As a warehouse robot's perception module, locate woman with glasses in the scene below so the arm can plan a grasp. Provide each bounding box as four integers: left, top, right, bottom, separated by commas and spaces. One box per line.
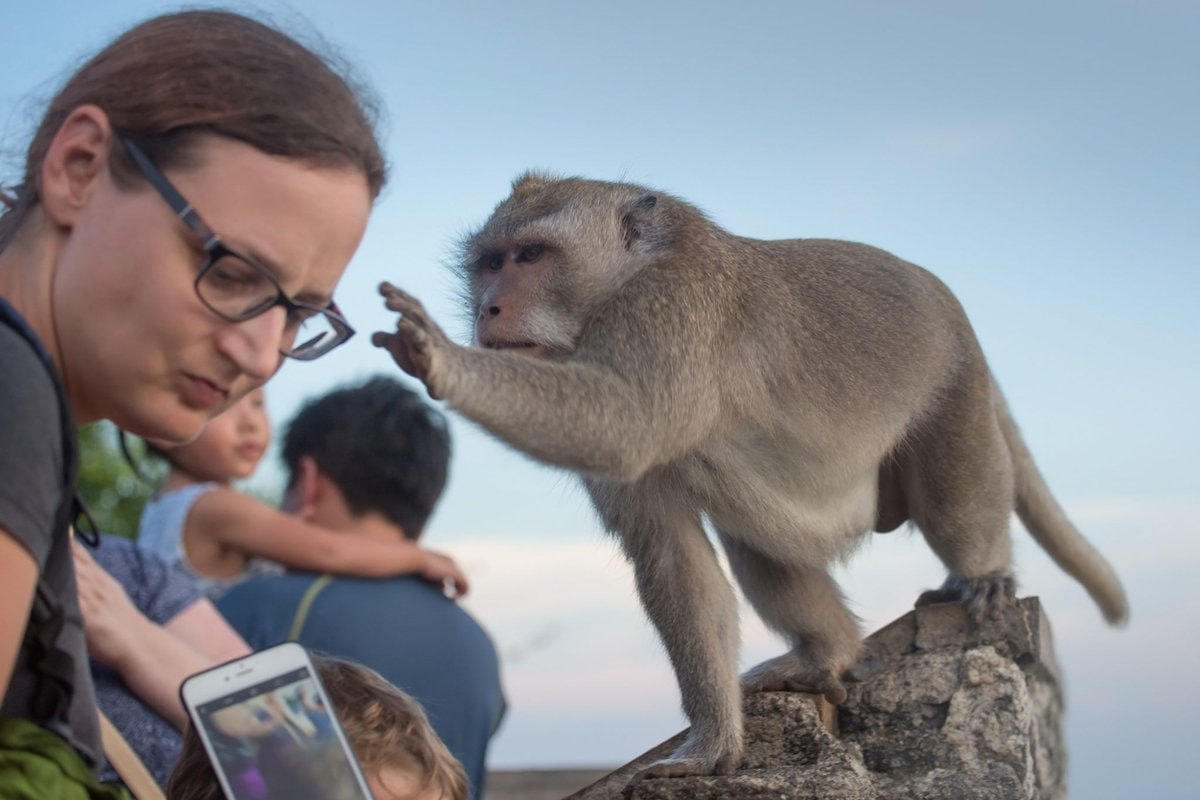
0, 10, 386, 791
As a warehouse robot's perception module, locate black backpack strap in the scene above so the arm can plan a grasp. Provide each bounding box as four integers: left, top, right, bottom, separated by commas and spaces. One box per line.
0, 297, 82, 728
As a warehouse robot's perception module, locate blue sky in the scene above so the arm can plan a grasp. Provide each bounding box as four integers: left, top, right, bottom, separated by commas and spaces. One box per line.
3, 3, 1197, 798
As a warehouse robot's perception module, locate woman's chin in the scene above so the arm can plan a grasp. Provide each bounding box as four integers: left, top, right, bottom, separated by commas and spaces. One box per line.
114, 409, 208, 448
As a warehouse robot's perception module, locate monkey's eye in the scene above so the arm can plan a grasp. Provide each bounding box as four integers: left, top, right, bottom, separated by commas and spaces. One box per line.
481, 253, 504, 272
516, 244, 544, 263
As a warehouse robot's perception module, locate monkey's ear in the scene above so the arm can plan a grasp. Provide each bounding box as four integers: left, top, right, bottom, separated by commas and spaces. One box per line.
511, 171, 551, 199
621, 194, 661, 251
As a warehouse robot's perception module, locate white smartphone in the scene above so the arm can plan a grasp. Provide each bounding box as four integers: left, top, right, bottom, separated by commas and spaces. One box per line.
180, 642, 374, 800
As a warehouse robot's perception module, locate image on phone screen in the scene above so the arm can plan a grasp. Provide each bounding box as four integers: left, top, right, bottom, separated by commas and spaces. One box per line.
192, 665, 369, 800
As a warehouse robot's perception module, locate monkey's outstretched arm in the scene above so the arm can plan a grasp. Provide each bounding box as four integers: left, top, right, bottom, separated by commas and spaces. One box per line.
373, 283, 720, 482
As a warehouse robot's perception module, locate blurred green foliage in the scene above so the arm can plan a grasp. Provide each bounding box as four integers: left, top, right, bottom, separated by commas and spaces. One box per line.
76, 422, 164, 540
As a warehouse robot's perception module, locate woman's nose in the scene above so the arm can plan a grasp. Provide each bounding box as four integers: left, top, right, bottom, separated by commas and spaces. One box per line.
216, 306, 287, 381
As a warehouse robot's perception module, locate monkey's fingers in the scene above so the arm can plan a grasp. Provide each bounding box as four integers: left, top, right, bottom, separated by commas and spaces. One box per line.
916, 573, 1015, 623
371, 330, 421, 378
377, 280, 408, 300
378, 284, 436, 332
963, 574, 1016, 622
806, 675, 848, 706
397, 317, 430, 350
377, 281, 411, 312
748, 672, 847, 705
395, 318, 449, 400
384, 296, 422, 316
387, 297, 441, 341
379, 283, 425, 314
770, 668, 847, 705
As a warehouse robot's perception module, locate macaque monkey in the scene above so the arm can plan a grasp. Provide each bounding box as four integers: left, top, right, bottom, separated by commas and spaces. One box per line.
372, 173, 1128, 784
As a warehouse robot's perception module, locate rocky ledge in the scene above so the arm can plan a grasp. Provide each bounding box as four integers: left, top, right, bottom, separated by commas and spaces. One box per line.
568, 597, 1064, 800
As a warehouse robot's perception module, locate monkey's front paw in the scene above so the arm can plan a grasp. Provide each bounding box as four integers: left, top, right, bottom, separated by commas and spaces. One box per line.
373, 282, 453, 398
916, 573, 1015, 622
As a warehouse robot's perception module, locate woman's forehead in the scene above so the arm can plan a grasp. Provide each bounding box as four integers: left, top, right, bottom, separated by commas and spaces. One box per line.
167, 135, 370, 295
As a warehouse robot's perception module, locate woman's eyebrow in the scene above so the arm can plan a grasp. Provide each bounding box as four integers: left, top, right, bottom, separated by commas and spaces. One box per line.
232, 240, 333, 307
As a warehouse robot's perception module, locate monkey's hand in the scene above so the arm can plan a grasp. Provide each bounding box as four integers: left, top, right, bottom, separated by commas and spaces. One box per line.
372, 282, 456, 400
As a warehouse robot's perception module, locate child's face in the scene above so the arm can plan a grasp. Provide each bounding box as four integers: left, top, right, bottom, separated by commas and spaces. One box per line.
167, 388, 271, 481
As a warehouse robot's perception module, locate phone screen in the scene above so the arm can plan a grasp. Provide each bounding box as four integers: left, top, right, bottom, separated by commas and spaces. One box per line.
193, 665, 370, 800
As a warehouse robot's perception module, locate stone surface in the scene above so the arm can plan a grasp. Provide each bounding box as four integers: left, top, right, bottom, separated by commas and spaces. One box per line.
565, 597, 1064, 800
843, 597, 1064, 800
567, 692, 875, 800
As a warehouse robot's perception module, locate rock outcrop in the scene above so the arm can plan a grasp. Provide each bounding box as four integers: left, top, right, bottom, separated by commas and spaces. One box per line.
567, 597, 1064, 800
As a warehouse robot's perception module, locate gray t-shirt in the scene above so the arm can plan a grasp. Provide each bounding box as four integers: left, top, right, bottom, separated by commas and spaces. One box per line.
0, 316, 102, 772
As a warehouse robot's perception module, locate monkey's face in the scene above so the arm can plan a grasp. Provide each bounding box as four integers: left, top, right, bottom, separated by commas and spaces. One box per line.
466, 238, 581, 358
459, 173, 663, 360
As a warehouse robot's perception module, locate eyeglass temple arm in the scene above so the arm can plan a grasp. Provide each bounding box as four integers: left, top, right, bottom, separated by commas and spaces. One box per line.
119, 137, 217, 247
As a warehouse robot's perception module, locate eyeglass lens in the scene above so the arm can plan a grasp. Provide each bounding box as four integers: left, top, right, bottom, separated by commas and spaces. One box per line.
197, 254, 342, 358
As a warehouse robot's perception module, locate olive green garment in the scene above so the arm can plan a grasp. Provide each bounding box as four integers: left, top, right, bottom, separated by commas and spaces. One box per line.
0, 718, 131, 799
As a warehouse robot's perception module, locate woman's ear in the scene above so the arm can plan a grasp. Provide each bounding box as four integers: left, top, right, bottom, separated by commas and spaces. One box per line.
39, 104, 114, 229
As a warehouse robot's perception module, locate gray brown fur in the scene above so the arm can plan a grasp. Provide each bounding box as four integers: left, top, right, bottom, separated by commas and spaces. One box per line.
372, 173, 1128, 785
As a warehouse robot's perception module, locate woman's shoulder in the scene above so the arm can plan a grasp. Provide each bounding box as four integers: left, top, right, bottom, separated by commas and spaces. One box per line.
0, 317, 69, 560
0, 321, 61, 418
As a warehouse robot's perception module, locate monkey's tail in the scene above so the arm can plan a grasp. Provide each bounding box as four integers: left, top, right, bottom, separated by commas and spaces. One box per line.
994, 380, 1130, 626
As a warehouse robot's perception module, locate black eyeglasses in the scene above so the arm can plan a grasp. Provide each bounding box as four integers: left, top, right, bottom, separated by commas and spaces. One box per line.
119, 136, 355, 361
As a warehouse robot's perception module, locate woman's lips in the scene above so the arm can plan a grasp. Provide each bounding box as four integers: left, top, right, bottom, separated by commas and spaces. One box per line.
181, 374, 229, 410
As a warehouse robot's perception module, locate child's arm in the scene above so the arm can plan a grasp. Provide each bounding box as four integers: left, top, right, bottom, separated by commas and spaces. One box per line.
187, 488, 469, 596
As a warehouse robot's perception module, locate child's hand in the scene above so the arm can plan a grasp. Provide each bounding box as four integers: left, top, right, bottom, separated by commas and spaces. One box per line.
420, 550, 469, 599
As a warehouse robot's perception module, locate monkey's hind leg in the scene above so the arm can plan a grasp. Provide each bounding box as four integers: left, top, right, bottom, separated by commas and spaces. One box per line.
719, 533, 860, 705
907, 363, 1018, 621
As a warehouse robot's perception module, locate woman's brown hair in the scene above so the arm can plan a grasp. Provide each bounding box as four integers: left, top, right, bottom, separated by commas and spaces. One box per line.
0, 9, 386, 249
